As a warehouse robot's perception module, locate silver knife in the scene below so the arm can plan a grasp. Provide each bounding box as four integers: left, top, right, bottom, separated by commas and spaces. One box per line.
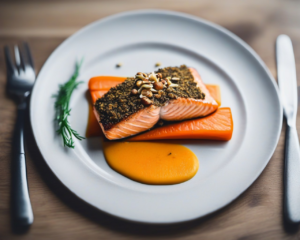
276, 34, 300, 223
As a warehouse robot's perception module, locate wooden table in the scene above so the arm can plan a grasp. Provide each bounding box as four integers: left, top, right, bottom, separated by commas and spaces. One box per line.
0, 0, 300, 239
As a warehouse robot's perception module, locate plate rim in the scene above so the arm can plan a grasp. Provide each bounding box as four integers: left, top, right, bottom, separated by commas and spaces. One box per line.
30, 9, 282, 224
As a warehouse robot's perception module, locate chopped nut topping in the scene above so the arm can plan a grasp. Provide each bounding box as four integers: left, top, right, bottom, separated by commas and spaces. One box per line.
136, 72, 147, 78
153, 82, 164, 90
136, 80, 143, 87
131, 89, 138, 95
166, 79, 172, 86
136, 75, 145, 80
138, 84, 152, 93
141, 89, 153, 98
141, 97, 153, 106
149, 72, 158, 82
150, 88, 158, 93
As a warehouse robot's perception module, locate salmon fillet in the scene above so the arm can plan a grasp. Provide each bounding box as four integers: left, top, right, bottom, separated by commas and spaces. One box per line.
94, 68, 218, 140
94, 105, 161, 140
160, 68, 218, 121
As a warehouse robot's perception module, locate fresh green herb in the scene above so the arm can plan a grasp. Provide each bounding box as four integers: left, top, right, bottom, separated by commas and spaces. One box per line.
53, 60, 85, 148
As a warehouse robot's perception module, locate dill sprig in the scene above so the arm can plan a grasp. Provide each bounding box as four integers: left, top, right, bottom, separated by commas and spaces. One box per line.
53, 60, 85, 148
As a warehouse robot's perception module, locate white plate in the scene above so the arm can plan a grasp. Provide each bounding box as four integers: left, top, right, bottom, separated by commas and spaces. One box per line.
30, 10, 282, 223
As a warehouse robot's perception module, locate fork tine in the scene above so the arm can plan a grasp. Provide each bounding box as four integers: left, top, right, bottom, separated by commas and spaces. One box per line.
4, 46, 15, 74
23, 42, 34, 69
17, 45, 27, 71
15, 45, 28, 72
14, 45, 21, 68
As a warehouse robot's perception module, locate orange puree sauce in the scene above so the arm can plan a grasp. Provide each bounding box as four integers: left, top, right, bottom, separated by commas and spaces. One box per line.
103, 141, 199, 185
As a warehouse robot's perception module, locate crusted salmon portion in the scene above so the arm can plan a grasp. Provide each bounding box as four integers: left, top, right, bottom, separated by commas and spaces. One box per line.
91, 67, 219, 140
160, 68, 218, 121
93, 105, 161, 140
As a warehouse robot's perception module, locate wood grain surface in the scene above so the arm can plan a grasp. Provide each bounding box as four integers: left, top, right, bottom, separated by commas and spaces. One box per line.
0, 0, 300, 239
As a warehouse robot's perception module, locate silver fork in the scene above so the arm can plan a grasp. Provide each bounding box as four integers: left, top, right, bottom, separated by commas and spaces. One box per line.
4, 43, 35, 231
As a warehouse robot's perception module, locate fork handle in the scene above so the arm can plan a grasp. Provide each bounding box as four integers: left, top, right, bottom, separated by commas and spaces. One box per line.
11, 102, 33, 230
284, 124, 300, 224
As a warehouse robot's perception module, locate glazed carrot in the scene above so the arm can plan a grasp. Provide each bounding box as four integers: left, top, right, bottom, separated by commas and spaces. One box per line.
128, 108, 233, 141
206, 84, 221, 106
90, 90, 109, 103
89, 76, 126, 90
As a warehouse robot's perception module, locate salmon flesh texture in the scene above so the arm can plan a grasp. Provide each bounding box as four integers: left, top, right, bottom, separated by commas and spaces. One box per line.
96, 68, 219, 140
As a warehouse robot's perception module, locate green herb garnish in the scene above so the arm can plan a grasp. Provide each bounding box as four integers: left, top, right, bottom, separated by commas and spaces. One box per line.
53, 60, 85, 148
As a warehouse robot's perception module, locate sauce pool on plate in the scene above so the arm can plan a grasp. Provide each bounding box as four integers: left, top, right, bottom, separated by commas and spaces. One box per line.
103, 141, 199, 185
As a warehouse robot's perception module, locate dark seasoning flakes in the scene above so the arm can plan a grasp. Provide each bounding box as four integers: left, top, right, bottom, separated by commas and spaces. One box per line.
95, 65, 205, 130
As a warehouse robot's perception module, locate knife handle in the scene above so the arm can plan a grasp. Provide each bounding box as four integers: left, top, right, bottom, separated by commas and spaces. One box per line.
11, 105, 33, 231
284, 123, 300, 223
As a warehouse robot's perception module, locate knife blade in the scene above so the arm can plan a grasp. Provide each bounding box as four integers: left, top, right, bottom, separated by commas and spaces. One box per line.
298, 86, 300, 104
277, 35, 298, 123
276, 34, 300, 224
